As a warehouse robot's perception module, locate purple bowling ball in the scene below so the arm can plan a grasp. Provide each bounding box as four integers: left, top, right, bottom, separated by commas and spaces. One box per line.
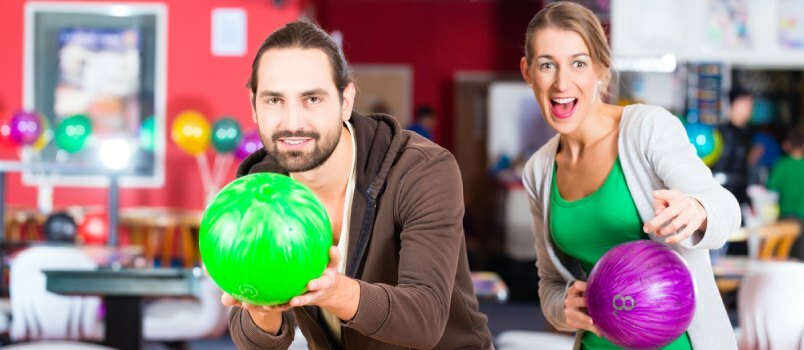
586, 240, 696, 350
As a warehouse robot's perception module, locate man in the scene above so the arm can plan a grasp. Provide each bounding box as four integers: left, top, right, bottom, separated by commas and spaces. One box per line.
224, 21, 493, 349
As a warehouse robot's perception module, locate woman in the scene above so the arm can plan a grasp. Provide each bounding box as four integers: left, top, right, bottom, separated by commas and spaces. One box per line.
519, 2, 739, 349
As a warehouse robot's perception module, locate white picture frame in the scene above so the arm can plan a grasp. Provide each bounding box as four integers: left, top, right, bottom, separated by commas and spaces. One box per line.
23, 2, 168, 188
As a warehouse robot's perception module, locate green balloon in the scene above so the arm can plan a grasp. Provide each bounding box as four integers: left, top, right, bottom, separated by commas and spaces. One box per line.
55, 114, 92, 153
140, 117, 155, 152
211, 117, 242, 153
199, 173, 332, 305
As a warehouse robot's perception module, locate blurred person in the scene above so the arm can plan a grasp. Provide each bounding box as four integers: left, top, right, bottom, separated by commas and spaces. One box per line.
767, 126, 804, 259
712, 88, 754, 206
519, 2, 739, 349
747, 126, 783, 185
407, 105, 436, 141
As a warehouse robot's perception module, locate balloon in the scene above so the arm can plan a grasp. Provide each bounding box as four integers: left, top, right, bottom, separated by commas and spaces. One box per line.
234, 129, 263, 160
211, 117, 242, 153
139, 116, 156, 152
586, 240, 696, 350
171, 110, 210, 155
78, 212, 108, 245
685, 123, 723, 166
32, 113, 54, 152
0, 112, 15, 148
701, 130, 723, 166
10, 110, 43, 146
55, 114, 93, 153
43, 212, 78, 242
199, 173, 332, 305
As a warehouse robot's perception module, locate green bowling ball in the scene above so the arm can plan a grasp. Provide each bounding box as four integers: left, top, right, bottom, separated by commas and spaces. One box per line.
199, 173, 332, 305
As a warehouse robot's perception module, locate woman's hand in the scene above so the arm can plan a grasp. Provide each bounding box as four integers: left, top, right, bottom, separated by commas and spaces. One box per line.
644, 189, 708, 244
564, 281, 601, 336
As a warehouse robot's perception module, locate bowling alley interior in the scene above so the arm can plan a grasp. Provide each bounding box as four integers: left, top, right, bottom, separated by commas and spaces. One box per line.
1, 0, 803, 349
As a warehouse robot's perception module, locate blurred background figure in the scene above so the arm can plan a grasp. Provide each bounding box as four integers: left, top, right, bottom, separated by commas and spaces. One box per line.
747, 125, 783, 185
767, 126, 804, 260
407, 105, 436, 141
712, 88, 753, 206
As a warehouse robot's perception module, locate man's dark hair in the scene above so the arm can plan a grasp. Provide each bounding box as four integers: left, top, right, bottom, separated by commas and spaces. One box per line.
247, 21, 352, 105
728, 87, 752, 104
415, 105, 434, 122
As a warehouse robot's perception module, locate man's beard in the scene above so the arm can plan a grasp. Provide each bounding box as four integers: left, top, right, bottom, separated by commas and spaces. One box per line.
264, 126, 341, 172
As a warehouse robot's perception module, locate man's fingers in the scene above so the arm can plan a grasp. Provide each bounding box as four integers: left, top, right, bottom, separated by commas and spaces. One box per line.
290, 290, 325, 307
328, 246, 340, 267
221, 293, 240, 306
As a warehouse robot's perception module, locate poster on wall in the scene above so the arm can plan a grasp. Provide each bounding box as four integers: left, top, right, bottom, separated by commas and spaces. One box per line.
23, 3, 166, 187
610, 0, 685, 58
779, 0, 804, 49
55, 28, 142, 136
705, 0, 752, 50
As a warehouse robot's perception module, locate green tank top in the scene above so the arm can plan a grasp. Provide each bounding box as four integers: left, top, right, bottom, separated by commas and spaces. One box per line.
550, 157, 693, 350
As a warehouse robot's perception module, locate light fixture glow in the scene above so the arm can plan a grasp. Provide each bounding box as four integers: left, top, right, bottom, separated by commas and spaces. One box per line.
100, 139, 132, 170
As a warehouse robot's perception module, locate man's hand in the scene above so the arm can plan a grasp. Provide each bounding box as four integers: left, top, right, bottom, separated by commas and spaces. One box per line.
221, 293, 289, 334
644, 189, 708, 244
288, 246, 361, 321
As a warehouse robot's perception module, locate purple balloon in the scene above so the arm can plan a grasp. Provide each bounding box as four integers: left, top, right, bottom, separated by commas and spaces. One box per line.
10, 110, 43, 146
586, 240, 696, 350
235, 129, 263, 160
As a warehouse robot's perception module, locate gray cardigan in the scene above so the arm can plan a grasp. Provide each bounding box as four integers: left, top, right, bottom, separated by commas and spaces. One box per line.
522, 104, 739, 350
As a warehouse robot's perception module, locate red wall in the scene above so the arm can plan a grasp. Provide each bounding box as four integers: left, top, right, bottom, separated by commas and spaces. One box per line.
314, 0, 541, 149
0, 0, 541, 211
0, 0, 300, 211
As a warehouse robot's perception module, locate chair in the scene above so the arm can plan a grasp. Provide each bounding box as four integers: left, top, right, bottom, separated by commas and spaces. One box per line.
738, 261, 804, 350
715, 220, 802, 294
754, 220, 801, 260
9, 246, 104, 345
496, 330, 575, 350
142, 274, 229, 343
